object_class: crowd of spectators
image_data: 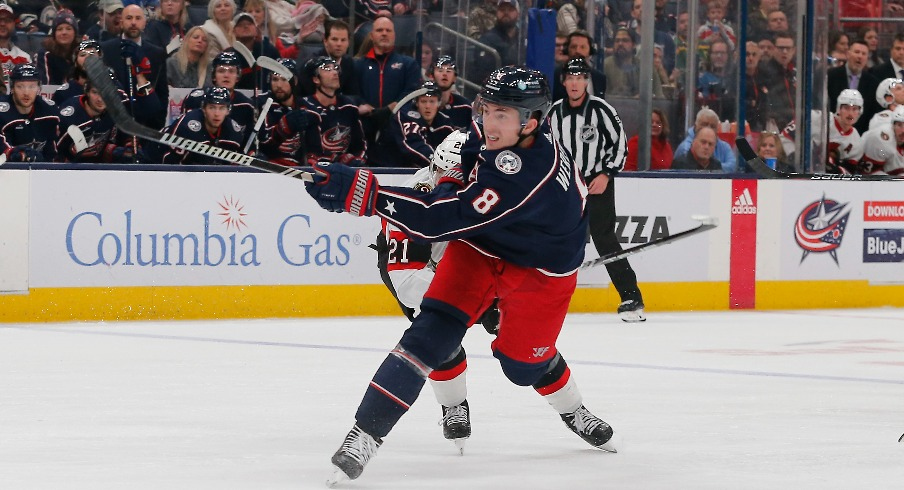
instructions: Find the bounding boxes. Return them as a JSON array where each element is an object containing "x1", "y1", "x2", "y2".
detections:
[{"x1": 0, "y1": 0, "x2": 900, "y2": 174}]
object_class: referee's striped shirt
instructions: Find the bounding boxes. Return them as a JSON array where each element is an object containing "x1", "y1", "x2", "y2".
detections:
[{"x1": 549, "y1": 94, "x2": 627, "y2": 178}]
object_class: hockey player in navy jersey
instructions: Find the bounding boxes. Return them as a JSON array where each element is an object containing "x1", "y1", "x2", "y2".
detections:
[
  {"x1": 0, "y1": 63, "x2": 60, "y2": 162},
  {"x1": 57, "y1": 69, "x2": 162, "y2": 163},
  {"x1": 254, "y1": 57, "x2": 306, "y2": 166},
  {"x1": 158, "y1": 86, "x2": 244, "y2": 165},
  {"x1": 52, "y1": 40, "x2": 103, "y2": 105},
  {"x1": 305, "y1": 66, "x2": 620, "y2": 486},
  {"x1": 181, "y1": 51, "x2": 254, "y2": 141},
  {"x1": 367, "y1": 80, "x2": 455, "y2": 167},
  {"x1": 429, "y1": 56, "x2": 472, "y2": 130}
]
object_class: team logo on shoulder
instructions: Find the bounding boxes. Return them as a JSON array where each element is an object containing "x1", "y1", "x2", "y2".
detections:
[
  {"x1": 231, "y1": 120, "x2": 243, "y2": 132},
  {"x1": 45, "y1": 98, "x2": 55, "y2": 106},
  {"x1": 187, "y1": 120, "x2": 202, "y2": 132},
  {"x1": 407, "y1": 111, "x2": 421, "y2": 119},
  {"x1": 0, "y1": 102, "x2": 8, "y2": 112},
  {"x1": 60, "y1": 106, "x2": 75, "y2": 117},
  {"x1": 60, "y1": 82, "x2": 69, "y2": 90},
  {"x1": 495, "y1": 150, "x2": 522, "y2": 175},
  {"x1": 190, "y1": 89, "x2": 204, "y2": 97},
  {"x1": 580, "y1": 125, "x2": 597, "y2": 143},
  {"x1": 882, "y1": 132, "x2": 890, "y2": 141}
]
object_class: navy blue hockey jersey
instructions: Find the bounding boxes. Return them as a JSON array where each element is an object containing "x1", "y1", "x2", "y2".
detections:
[
  {"x1": 0, "y1": 95, "x2": 60, "y2": 161},
  {"x1": 367, "y1": 103, "x2": 455, "y2": 167},
  {"x1": 440, "y1": 92, "x2": 472, "y2": 130},
  {"x1": 181, "y1": 88, "x2": 254, "y2": 142},
  {"x1": 298, "y1": 94, "x2": 366, "y2": 165},
  {"x1": 374, "y1": 130, "x2": 590, "y2": 274},
  {"x1": 159, "y1": 109, "x2": 244, "y2": 165}
]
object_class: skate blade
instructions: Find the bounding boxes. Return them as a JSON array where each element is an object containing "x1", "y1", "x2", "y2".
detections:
[
  {"x1": 619, "y1": 310, "x2": 646, "y2": 323},
  {"x1": 325, "y1": 465, "x2": 350, "y2": 488},
  {"x1": 596, "y1": 431, "x2": 623, "y2": 453},
  {"x1": 453, "y1": 437, "x2": 467, "y2": 455}
]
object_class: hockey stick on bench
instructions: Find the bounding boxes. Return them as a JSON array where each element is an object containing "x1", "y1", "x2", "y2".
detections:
[
  {"x1": 66, "y1": 124, "x2": 89, "y2": 153},
  {"x1": 736, "y1": 137, "x2": 904, "y2": 181},
  {"x1": 84, "y1": 56, "x2": 312, "y2": 182},
  {"x1": 579, "y1": 215, "x2": 718, "y2": 269}
]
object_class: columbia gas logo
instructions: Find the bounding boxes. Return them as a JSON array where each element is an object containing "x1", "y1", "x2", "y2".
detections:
[
  {"x1": 732, "y1": 188, "x2": 757, "y2": 215},
  {"x1": 863, "y1": 201, "x2": 904, "y2": 221}
]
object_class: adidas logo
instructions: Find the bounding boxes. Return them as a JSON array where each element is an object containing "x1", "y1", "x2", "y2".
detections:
[{"x1": 732, "y1": 188, "x2": 757, "y2": 215}]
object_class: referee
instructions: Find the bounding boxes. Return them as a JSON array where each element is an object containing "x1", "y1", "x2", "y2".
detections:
[{"x1": 549, "y1": 58, "x2": 646, "y2": 322}]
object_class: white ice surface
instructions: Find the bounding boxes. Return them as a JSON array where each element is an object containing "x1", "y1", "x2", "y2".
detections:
[{"x1": 2, "y1": 309, "x2": 903, "y2": 489}]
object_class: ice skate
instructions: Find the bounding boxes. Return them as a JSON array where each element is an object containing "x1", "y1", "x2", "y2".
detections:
[
  {"x1": 617, "y1": 299, "x2": 646, "y2": 322},
  {"x1": 561, "y1": 405, "x2": 620, "y2": 452},
  {"x1": 325, "y1": 425, "x2": 382, "y2": 487},
  {"x1": 440, "y1": 399, "x2": 471, "y2": 455}
]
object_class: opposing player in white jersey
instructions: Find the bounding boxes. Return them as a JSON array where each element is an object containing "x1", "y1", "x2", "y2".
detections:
[
  {"x1": 868, "y1": 78, "x2": 904, "y2": 130},
  {"x1": 372, "y1": 130, "x2": 499, "y2": 454},
  {"x1": 859, "y1": 105, "x2": 904, "y2": 175},
  {"x1": 827, "y1": 89, "x2": 864, "y2": 174}
]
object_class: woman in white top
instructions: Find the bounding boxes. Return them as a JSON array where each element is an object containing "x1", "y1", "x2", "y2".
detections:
[{"x1": 201, "y1": 0, "x2": 237, "y2": 56}]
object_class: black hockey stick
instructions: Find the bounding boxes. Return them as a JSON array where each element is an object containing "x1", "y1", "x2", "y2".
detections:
[
  {"x1": 736, "y1": 137, "x2": 904, "y2": 181},
  {"x1": 579, "y1": 216, "x2": 718, "y2": 269},
  {"x1": 84, "y1": 56, "x2": 313, "y2": 182}
]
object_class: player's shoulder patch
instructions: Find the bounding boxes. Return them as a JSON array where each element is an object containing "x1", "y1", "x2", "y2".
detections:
[
  {"x1": 0, "y1": 102, "x2": 9, "y2": 112},
  {"x1": 879, "y1": 112, "x2": 891, "y2": 118},
  {"x1": 60, "y1": 105, "x2": 75, "y2": 117},
  {"x1": 407, "y1": 110, "x2": 421, "y2": 119},
  {"x1": 495, "y1": 150, "x2": 522, "y2": 175},
  {"x1": 187, "y1": 119, "x2": 202, "y2": 132},
  {"x1": 45, "y1": 98, "x2": 55, "y2": 106},
  {"x1": 882, "y1": 131, "x2": 890, "y2": 140},
  {"x1": 189, "y1": 88, "x2": 204, "y2": 97},
  {"x1": 231, "y1": 120, "x2": 243, "y2": 132},
  {"x1": 59, "y1": 82, "x2": 69, "y2": 90}
]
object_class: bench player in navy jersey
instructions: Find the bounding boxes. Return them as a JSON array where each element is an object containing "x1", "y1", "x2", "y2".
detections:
[
  {"x1": 157, "y1": 86, "x2": 244, "y2": 165},
  {"x1": 0, "y1": 63, "x2": 60, "y2": 162},
  {"x1": 429, "y1": 55, "x2": 472, "y2": 130},
  {"x1": 181, "y1": 51, "x2": 254, "y2": 142},
  {"x1": 304, "y1": 66, "x2": 620, "y2": 486},
  {"x1": 254, "y1": 57, "x2": 307, "y2": 166}
]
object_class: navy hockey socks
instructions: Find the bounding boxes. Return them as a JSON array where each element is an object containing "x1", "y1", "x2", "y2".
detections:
[{"x1": 355, "y1": 353, "x2": 427, "y2": 438}]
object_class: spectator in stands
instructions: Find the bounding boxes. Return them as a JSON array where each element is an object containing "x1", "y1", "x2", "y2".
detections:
[
  {"x1": 264, "y1": 0, "x2": 297, "y2": 40},
  {"x1": 367, "y1": 80, "x2": 454, "y2": 167},
  {"x1": 829, "y1": 30, "x2": 849, "y2": 61},
  {"x1": 674, "y1": 107, "x2": 737, "y2": 172},
  {"x1": 698, "y1": 39, "x2": 732, "y2": 99},
  {"x1": 757, "y1": 32, "x2": 776, "y2": 64},
  {"x1": 625, "y1": 108, "x2": 673, "y2": 171},
  {"x1": 0, "y1": 3, "x2": 32, "y2": 86},
  {"x1": 653, "y1": 44, "x2": 673, "y2": 97},
  {"x1": 36, "y1": 10, "x2": 79, "y2": 85},
  {"x1": 244, "y1": 0, "x2": 276, "y2": 43},
  {"x1": 766, "y1": 10, "x2": 789, "y2": 36},
  {"x1": 671, "y1": 126, "x2": 722, "y2": 171},
  {"x1": 858, "y1": 26, "x2": 884, "y2": 69},
  {"x1": 654, "y1": 0, "x2": 676, "y2": 34},
  {"x1": 53, "y1": 40, "x2": 103, "y2": 104},
  {"x1": 672, "y1": 11, "x2": 688, "y2": 88},
  {"x1": 429, "y1": 56, "x2": 472, "y2": 130},
  {"x1": 354, "y1": 16, "x2": 420, "y2": 141},
  {"x1": 467, "y1": 0, "x2": 498, "y2": 40},
  {"x1": 304, "y1": 20, "x2": 358, "y2": 98},
  {"x1": 603, "y1": 27, "x2": 663, "y2": 98},
  {"x1": 145, "y1": 0, "x2": 195, "y2": 57},
  {"x1": 697, "y1": 0, "x2": 737, "y2": 53},
  {"x1": 101, "y1": 4, "x2": 169, "y2": 129},
  {"x1": 869, "y1": 32, "x2": 904, "y2": 86},
  {"x1": 744, "y1": 41, "x2": 770, "y2": 131},
  {"x1": 747, "y1": 0, "x2": 779, "y2": 40},
  {"x1": 868, "y1": 78, "x2": 904, "y2": 130},
  {"x1": 755, "y1": 131, "x2": 792, "y2": 172},
  {"x1": 828, "y1": 38, "x2": 879, "y2": 134},
  {"x1": 86, "y1": 0, "x2": 125, "y2": 43},
  {"x1": 0, "y1": 64, "x2": 59, "y2": 163},
  {"x1": 474, "y1": 0, "x2": 521, "y2": 83},
  {"x1": 627, "y1": 0, "x2": 675, "y2": 73},
  {"x1": 762, "y1": 31, "x2": 796, "y2": 129},
  {"x1": 419, "y1": 39, "x2": 436, "y2": 79},
  {"x1": 202, "y1": 0, "x2": 237, "y2": 56},
  {"x1": 167, "y1": 26, "x2": 214, "y2": 88},
  {"x1": 232, "y1": 12, "x2": 280, "y2": 91},
  {"x1": 553, "y1": 31, "x2": 607, "y2": 101},
  {"x1": 555, "y1": 32, "x2": 571, "y2": 68}
]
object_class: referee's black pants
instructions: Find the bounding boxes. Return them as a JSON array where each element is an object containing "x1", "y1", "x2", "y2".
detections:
[{"x1": 587, "y1": 178, "x2": 643, "y2": 303}]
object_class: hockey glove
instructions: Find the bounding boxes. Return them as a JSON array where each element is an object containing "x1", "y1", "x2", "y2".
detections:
[
  {"x1": 105, "y1": 144, "x2": 134, "y2": 163},
  {"x1": 304, "y1": 162, "x2": 379, "y2": 217},
  {"x1": 435, "y1": 165, "x2": 465, "y2": 192},
  {"x1": 277, "y1": 110, "x2": 309, "y2": 137},
  {"x1": 6, "y1": 145, "x2": 42, "y2": 162},
  {"x1": 120, "y1": 40, "x2": 151, "y2": 75}
]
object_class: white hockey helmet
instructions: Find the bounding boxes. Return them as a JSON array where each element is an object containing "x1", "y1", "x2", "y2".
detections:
[
  {"x1": 430, "y1": 129, "x2": 467, "y2": 174},
  {"x1": 876, "y1": 78, "x2": 903, "y2": 109},
  {"x1": 836, "y1": 89, "x2": 864, "y2": 112}
]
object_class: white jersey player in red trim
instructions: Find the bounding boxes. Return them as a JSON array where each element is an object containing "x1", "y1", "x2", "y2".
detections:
[
  {"x1": 827, "y1": 89, "x2": 864, "y2": 174},
  {"x1": 859, "y1": 105, "x2": 904, "y2": 175},
  {"x1": 868, "y1": 78, "x2": 904, "y2": 131}
]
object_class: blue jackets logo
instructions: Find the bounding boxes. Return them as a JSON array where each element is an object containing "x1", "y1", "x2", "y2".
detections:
[
  {"x1": 863, "y1": 229, "x2": 904, "y2": 262},
  {"x1": 794, "y1": 195, "x2": 850, "y2": 264}
]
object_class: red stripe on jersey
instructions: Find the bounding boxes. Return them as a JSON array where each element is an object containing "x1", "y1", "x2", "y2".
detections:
[
  {"x1": 428, "y1": 358, "x2": 467, "y2": 381},
  {"x1": 535, "y1": 366, "x2": 571, "y2": 396},
  {"x1": 369, "y1": 381, "x2": 411, "y2": 409}
]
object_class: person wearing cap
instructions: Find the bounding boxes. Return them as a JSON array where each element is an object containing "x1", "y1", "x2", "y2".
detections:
[
  {"x1": 36, "y1": 10, "x2": 79, "y2": 85},
  {"x1": 52, "y1": 40, "x2": 104, "y2": 104},
  {"x1": 0, "y1": 2, "x2": 32, "y2": 87},
  {"x1": 86, "y1": 0, "x2": 125, "y2": 42},
  {"x1": 145, "y1": 0, "x2": 196, "y2": 57},
  {"x1": 472, "y1": 0, "x2": 520, "y2": 84},
  {"x1": 549, "y1": 57, "x2": 646, "y2": 322},
  {"x1": 428, "y1": 55, "x2": 472, "y2": 130},
  {"x1": 56, "y1": 67, "x2": 161, "y2": 163},
  {"x1": 367, "y1": 80, "x2": 455, "y2": 167},
  {"x1": 232, "y1": 11, "x2": 279, "y2": 91},
  {"x1": 101, "y1": 3, "x2": 169, "y2": 128},
  {"x1": 181, "y1": 50, "x2": 255, "y2": 142},
  {"x1": 0, "y1": 63, "x2": 60, "y2": 162},
  {"x1": 157, "y1": 85, "x2": 244, "y2": 164}
]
